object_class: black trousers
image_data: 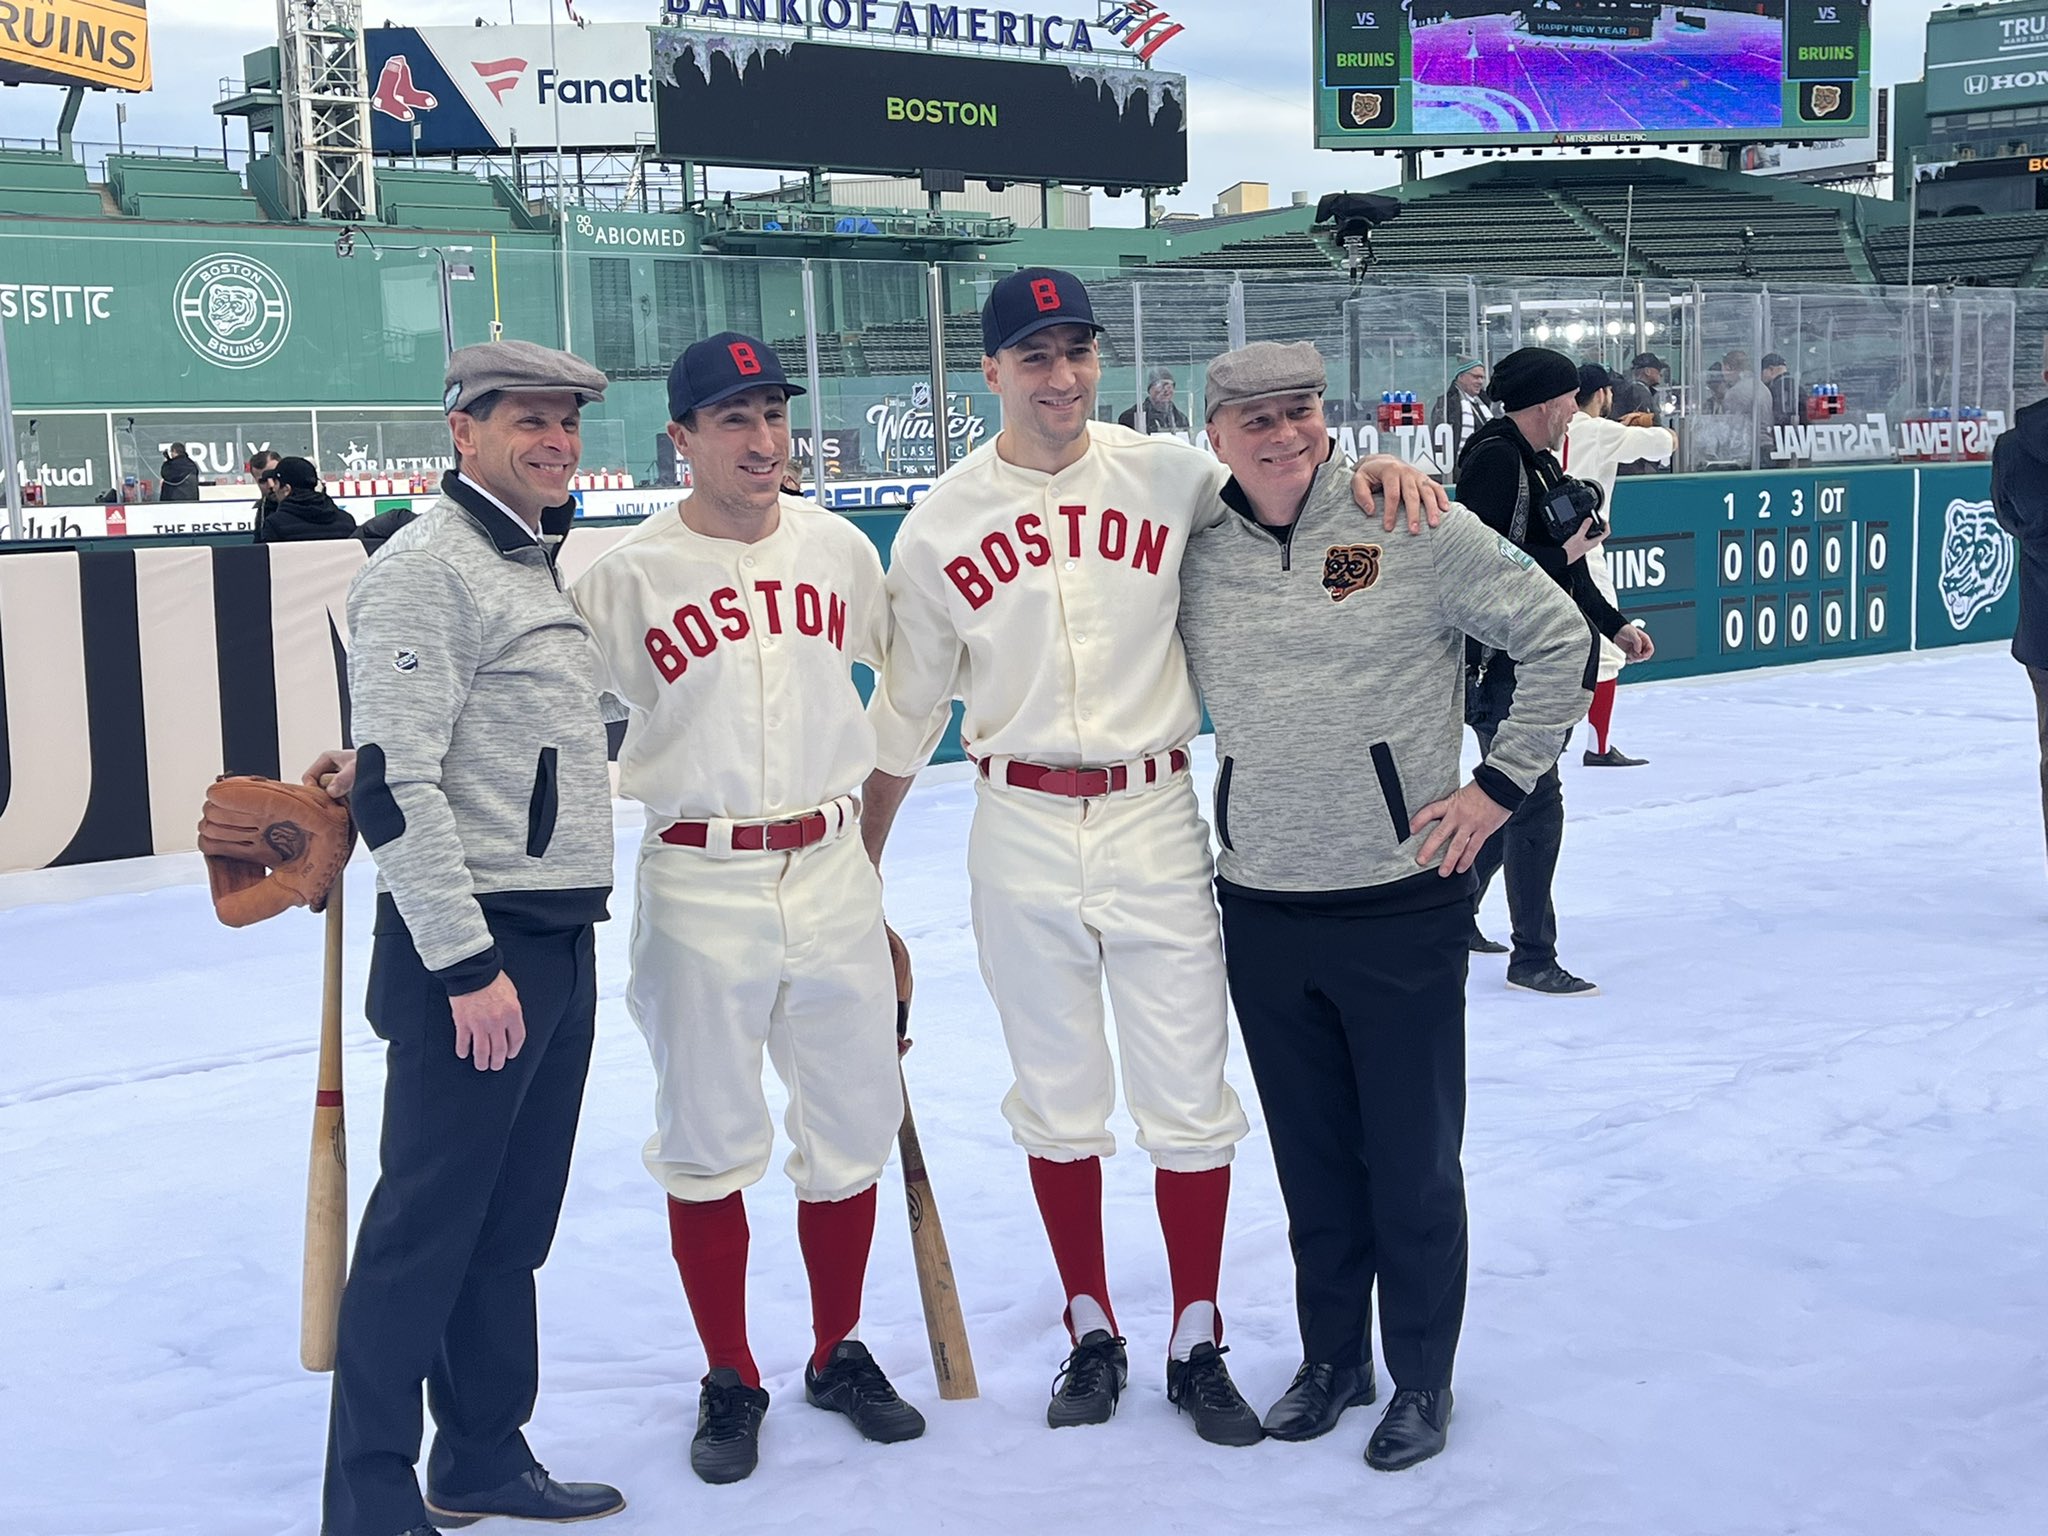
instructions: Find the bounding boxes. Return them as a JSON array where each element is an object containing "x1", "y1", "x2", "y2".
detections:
[
  {"x1": 321, "y1": 915, "x2": 597, "y2": 1536},
  {"x1": 1469, "y1": 725, "x2": 1564, "y2": 972},
  {"x1": 1218, "y1": 887, "x2": 1470, "y2": 1391},
  {"x1": 2031, "y1": 664, "x2": 2048, "y2": 872}
]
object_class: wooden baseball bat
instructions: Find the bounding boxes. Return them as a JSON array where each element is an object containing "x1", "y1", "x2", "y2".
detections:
[
  {"x1": 300, "y1": 886, "x2": 349, "y2": 1373},
  {"x1": 896, "y1": 1063, "x2": 977, "y2": 1400}
]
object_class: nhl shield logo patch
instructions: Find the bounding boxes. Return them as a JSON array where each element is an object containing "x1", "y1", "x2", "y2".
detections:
[{"x1": 1322, "y1": 543, "x2": 1382, "y2": 602}]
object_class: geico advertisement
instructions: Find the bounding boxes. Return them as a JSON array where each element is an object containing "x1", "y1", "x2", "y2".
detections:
[{"x1": 365, "y1": 24, "x2": 655, "y2": 154}]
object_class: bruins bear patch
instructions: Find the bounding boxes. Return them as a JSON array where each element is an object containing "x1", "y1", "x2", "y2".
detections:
[{"x1": 1322, "y1": 543, "x2": 1382, "y2": 602}]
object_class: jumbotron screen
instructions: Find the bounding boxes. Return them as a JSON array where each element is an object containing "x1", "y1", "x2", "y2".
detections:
[{"x1": 1314, "y1": 1, "x2": 1871, "y2": 149}]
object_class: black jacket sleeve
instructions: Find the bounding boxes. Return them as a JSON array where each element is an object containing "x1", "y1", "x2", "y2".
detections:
[
  {"x1": 1568, "y1": 557, "x2": 1630, "y2": 639},
  {"x1": 1993, "y1": 428, "x2": 2045, "y2": 543}
]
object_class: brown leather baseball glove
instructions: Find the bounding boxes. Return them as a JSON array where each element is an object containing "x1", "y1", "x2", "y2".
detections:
[{"x1": 197, "y1": 775, "x2": 355, "y2": 928}]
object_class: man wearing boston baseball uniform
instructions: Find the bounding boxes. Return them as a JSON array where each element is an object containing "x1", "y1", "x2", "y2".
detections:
[
  {"x1": 318, "y1": 341, "x2": 625, "y2": 1536},
  {"x1": 860, "y1": 268, "x2": 1442, "y2": 1445},
  {"x1": 570, "y1": 334, "x2": 926, "y2": 1486},
  {"x1": 1181, "y1": 341, "x2": 1595, "y2": 1471}
]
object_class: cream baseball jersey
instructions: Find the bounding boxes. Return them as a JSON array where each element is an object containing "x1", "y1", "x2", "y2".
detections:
[
  {"x1": 572, "y1": 498, "x2": 890, "y2": 821},
  {"x1": 869, "y1": 422, "x2": 1228, "y2": 776}
]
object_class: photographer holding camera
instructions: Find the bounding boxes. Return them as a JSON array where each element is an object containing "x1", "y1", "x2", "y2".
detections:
[{"x1": 1454, "y1": 348, "x2": 1654, "y2": 997}]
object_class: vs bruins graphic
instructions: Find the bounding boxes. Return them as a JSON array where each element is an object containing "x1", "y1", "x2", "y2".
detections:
[{"x1": 1322, "y1": 544, "x2": 1382, "y2": 602}]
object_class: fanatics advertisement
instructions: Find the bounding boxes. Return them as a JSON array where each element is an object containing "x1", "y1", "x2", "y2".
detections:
[
  {"x1": 365, "y1": 24, "x2": 659, "y2": 154},
  {"x1": 653, "y1": 31, "x2": 1187, "y2": 187}
]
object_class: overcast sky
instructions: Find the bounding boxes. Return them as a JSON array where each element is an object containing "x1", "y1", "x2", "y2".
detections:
[{"x1": 0, "y1": 1, "x2": 1957, "y2": 223}]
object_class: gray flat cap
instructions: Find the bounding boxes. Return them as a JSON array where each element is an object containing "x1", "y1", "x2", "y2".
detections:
[
  {"x1": 1205, "y1": 340, "x2": 1327, "y2": 421},
  {"x1": 443, "y1": 339, "x2": 608, "y2": 415}
]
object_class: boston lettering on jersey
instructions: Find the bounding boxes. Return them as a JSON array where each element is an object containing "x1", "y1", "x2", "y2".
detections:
[
  {"x1": 645, "y1": 579, "x2": 851, "y2": 681},
  {"x1": 943, "y1": 503, "x2": 1171, "y2": 610}
]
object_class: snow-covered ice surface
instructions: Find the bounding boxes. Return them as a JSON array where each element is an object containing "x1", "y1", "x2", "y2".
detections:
[{"x1": 3, "y1": 646, "x2": 2046, "y2": 1536}]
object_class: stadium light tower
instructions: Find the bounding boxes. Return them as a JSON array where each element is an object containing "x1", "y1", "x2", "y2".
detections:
[{"x1": 278, "y1": 0, "x2": 377, "y2": 223}]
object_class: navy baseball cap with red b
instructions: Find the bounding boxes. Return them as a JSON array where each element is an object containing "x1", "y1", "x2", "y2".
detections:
[
  {"x1": 981, "y1": 267, "x2": 1102, "y2": 357},
  {"x1": 667, "y1": 331, "x2": 807, "y2": 422}
]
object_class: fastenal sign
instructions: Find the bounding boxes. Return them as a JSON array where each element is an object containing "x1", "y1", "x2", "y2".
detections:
[{"x1": 0, "y1": 0, "x2": 151, "y2": 92}]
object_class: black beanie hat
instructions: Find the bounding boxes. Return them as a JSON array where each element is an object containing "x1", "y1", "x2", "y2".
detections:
[{"x1": 1490, "y1": 347, "x2": 1581, "y2": 413}]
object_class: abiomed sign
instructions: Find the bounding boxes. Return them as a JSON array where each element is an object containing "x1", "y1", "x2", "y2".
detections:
[{"x1": 0, "y1": 0, "x2": 152, "y2": 92}]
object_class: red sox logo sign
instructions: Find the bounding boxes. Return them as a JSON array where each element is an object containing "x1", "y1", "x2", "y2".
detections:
[{"x1": 371, "y1": 56, "x2": 438, "y2": 122}]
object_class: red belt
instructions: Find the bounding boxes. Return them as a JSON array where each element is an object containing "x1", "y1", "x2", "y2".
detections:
[
  {"x1": 659, "y1": 810, "x2": 829, "y2": 852},
  {"x1": 979, "y1": 749, "x2": 1190, "y2": 799}
]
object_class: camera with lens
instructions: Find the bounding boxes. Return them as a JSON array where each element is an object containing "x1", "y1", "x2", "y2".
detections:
[{"x1": 1539, "y1": 475, "x2": 1606, "y2": 544}]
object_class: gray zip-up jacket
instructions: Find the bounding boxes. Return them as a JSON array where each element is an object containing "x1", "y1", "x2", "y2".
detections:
[
  {"x1": 1178, "y1": 451, "x2": 1597, "y2": 897},
  {"x1": 346, "y1": 474, "x2": 613, "y2": 991}
]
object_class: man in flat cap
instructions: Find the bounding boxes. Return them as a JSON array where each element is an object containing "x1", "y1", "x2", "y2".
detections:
[
  {"x1": 1456, "y1": 347, "x2": 1655, "y2": 995},
  {"x1": 1181, "y1": 339, "x2": 1595, "y2": 1472},
  {"x1": 862, "y1": 268, "x2": 1446, "y2": 1447},
  {"x1": 309, "y1": 339, "x2": 627, "y2": 1536}
]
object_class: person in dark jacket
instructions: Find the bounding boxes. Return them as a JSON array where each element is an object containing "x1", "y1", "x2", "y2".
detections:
[
  {"x1": 1118, "y1": 367, "x2": 1193, "y2": 435},
  {"x1": 249, "y1": 450, "x2": 284, "y2": 536},
  {"x1": 158, "y1": 443, "x2": 201, "y2": 502},
  {"x1": 257, "y1": 457, "x2": 359, "y2": 543},
  {"x1": 356, "y1": 506, "x2": 420, "y2": 555},
  {"x1": 1454, "y1": 347, "x2": 1655, "y2": 995},
  {"x1": 1429, "y1": 358, "x2": 1496, "y2": 469},
  {"x1": 1991, "y1": 367, "x2": 2048, "y2": 872}
]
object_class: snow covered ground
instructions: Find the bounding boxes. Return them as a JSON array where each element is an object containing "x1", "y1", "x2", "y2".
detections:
[{"x1": 3, "y1": 645, "x2": 2046, "y2": 1536}]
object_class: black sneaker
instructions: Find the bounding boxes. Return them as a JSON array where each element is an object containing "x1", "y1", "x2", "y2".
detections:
[
  {"x1": 1506, "y1": 963, "x2": 1600, "y2": 997},
  {"x1": 804, "y1": 1340, "x2": 926, "y2": 1444},
  {"x1": 1365, "y1": 1387, "x2": 1452, "y2": 1471},
  {"x1": 1583, "y1": 746, "x2": 1648, "y2": 767},
  {"x1": 1164, "y1": 1342, "x2": 1265, "y2": 1447},
  {"x1": 1047, "y1": 1329, "x2": 1128, "y2": 1428},
  {"x1": 1467, "y1": 932, "x2": 1510, "y2": 955},
  {"x1": 691, "y1": 1368, "x2": 770, "y2": 1485}
]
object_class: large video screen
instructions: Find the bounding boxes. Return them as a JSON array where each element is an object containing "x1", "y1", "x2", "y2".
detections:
[
  {"x1": 1314, "y1": 1, "x2": 1870, "y2": 150},
  {"x1": 654, "y1": 35, "x2": 1187, "y2": 189}
]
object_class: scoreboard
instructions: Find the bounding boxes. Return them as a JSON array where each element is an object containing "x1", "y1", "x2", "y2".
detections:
[
  {"x1": 1602, "y1": 463, "x2": 1982, "y2": 683},
  {"x1": 1314, "y1": 1, "x2": 1873, "y2": 151}
]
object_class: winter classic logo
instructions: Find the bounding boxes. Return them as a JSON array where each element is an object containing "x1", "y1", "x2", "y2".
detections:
[
  {"x1": 1938, "y1": 498, "x2": 2014, "y2": 631},
  {"x1": 174, "y1": 254, "x2": 292, "y2": 370}
]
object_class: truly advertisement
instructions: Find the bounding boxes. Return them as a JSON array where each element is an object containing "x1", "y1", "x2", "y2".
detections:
[
  {"x1": 653, "y1": 32, "x2": 1187, "y2": 187},
  {"x1": 1927, "y1": 0, "x2": 2048, "y2": 115}
]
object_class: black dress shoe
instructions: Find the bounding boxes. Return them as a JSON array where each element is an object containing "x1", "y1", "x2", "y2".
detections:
[
  {"x1": 1364, "y1": 1388, "x2": 1452, "y2": 1471},
  {"x1": 692, "y1": 1367, "x2": 770, "y2": 1485},
  {"x1": 1583, "y1": 746, "x2": 1648, "y2": 767},
  {"x1": 1164, "y1": 1342, "x2": 1264, "y2": 1447},
  {"x1": 1261, "y1": 1359, "x2": 1377, "y2": 1442},
  {"x1": 804, "y1": 1340, "x2": 927, "y2": 1443},
  {"x1": 1467, "y1": 932, "x2": 1510, "y2": 955},
  {"x1": 424, "y1": 1467, "x2": 625, "y2": 1527}
]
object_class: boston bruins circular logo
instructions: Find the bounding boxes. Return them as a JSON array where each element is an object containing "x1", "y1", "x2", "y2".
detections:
[{"x1": 174, "y1": 253, "x2": 293, "y2": 369}]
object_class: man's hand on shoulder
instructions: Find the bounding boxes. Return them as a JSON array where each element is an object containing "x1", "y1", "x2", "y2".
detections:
[{"x1": 1353, "y1": 453, "x2": 1450, "y2": 535}]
